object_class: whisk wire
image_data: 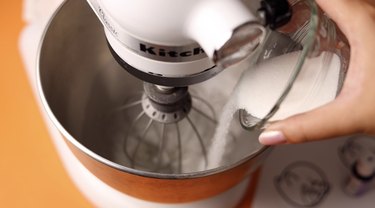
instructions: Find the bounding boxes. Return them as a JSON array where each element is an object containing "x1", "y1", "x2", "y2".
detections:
[
  {"x1": 186, "y1": 115, "x2": 208, "y2": 169},
  {"x1": 131, "y1": 118, "x2": 154, "y2": 168},
  {"x1": 192, "y1": 95, "x2": 217, "y2": 120},
  {"x1": 175, "y1": 123, "x2": 182, "y2": 173},
  {"x1": 123, "y1": 110, "x2": 145, "y2": 160},
  {"x1": 192, "y1": 107, "x2": 216, "y2": 124},
  {"x1": 116, "y1": 100, "x2": 142, "y2": 111},
  {"x1": 155, "y1": 123, "x2": 167, "y2": 171}
]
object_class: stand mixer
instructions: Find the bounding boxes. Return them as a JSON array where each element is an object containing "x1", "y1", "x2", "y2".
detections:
[
  {"x1": 36, "y1": 0, "x2": 349, "y2": 207},
  {"x1": 84, "y1": 0, "x2": 291, "y2": 173}
]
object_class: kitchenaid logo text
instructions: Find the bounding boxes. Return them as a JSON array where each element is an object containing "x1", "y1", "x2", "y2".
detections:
[
  {"x1": 98, "y1": 7, "x2": 118, "y2": 36},
  {"x1": 139, "y1": 43, "x2": 205, "y2": 59}
]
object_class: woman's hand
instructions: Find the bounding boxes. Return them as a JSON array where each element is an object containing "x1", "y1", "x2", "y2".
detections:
[{"x1": 259, "y1": 0, "x2": 375, "y2": 145}]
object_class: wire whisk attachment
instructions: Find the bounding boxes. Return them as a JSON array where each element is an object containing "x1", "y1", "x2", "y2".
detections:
[{"x1": 117, "y1": 82, "x2": 218, "y2": 174}]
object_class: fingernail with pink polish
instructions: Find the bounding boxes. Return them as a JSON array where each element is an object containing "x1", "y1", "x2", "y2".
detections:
[{"x1": 259, "y1": 131, "x2": 286, "y2": 145}]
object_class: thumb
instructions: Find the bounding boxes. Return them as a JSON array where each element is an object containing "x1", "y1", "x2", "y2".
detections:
[
  {"x1": 258, "y1": 98, "x2": 360, "y2": 145},
  {"x1": 257, "y1": 0, "x2": 366, "y2": 145}
]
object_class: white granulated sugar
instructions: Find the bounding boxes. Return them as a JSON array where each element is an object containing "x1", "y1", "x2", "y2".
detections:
[
  {"x1": 237, "y1": 51, "x2": 341, "y2": 120},
  {"x1": 207, "y1": 51, "x2": 341, "y2": 169},
  {"x1": 207, "y1": 97, "x2": 238, "y2": 169}
]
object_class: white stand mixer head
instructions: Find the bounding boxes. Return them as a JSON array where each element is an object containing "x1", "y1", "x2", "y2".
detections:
[{"x1": 85, "y1": 0, "x2": 291, "y2": 85}]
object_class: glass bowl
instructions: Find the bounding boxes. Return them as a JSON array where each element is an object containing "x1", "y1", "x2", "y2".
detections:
[{"x1": 239, "y1": 0, "x2": 350, "y2": 130}]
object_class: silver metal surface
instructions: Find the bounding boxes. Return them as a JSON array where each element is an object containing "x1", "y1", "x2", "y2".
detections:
[{"x1": 38, "y1": 0, "x2": 268, "y2": 178}]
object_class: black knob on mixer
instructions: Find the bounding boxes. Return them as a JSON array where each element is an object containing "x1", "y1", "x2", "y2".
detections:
[{"x1": 258, "y1": 0, "x2": 292, "y2": 30}]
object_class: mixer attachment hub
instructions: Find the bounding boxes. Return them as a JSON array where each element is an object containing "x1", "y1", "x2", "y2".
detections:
[{"x1": 142, "y1": 82, "x2": 192, "y2": 123}]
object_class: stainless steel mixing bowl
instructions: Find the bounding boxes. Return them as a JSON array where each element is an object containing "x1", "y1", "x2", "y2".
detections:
[{"x1": 37, "y1": 0, "x2": 269, "y2": 203}]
